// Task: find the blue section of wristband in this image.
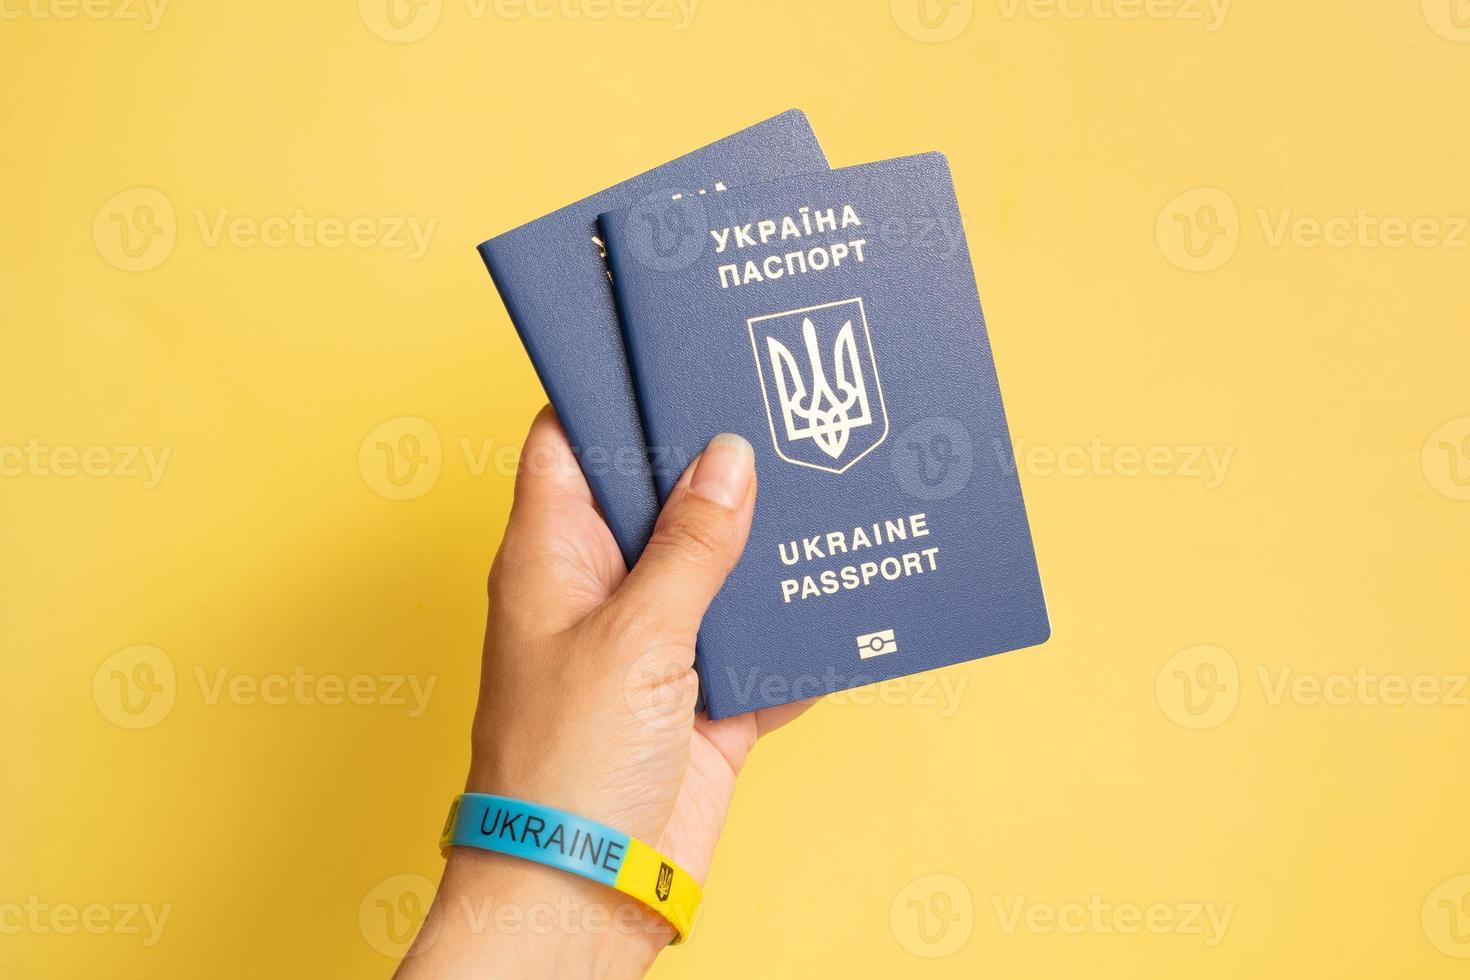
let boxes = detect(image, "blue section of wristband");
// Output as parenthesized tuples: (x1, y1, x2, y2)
(446, 793, 630, 888)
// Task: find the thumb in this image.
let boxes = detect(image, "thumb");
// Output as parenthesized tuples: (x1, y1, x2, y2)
(603, 433, 757, 643)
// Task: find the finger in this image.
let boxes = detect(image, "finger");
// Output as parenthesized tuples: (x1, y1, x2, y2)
(498, 405, 596, 565)
(690, 696, 816, 783)
(753, 697, 816, 737)
(491, 405, 623, 627)
(601, 433, 756, 643)
(509, 405, 594, 519)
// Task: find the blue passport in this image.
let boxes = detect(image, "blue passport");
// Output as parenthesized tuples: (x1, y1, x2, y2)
(478, 111, 829, 565)
(600, 153, 1050, 718)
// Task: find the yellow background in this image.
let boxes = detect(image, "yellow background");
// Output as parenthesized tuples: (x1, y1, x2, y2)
(4, 0, 1469, 976)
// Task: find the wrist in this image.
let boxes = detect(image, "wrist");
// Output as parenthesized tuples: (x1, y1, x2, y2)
(397, 846, 673, 980)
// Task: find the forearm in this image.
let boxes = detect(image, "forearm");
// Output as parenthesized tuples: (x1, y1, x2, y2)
(396, 422, 765, 978)
(394, 849, 673, 980)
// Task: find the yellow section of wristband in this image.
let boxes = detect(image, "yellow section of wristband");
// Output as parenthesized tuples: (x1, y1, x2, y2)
(613, 836, 702, 944)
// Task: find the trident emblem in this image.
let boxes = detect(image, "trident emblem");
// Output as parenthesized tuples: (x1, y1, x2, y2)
(749, 298, 888, 474)
(767, 317, 871, 459)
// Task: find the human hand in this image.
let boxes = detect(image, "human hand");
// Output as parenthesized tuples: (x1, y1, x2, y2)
(396, 407, 810, 979)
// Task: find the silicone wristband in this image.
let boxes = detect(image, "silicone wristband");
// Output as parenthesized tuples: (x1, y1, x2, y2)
(440, 793, 702, 944)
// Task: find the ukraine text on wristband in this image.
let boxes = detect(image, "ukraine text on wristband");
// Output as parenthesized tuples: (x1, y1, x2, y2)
(440, 793, 702, 944)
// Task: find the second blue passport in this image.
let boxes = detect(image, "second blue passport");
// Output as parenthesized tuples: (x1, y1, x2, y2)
(478, 111, 828, 565)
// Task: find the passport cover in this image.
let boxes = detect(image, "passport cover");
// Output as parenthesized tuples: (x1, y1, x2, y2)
(600, 153, 1050, 718)
(478, 111, 829, 566)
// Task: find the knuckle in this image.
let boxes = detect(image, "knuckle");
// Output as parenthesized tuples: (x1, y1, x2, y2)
(647, 510, 731, 568)
(594, 598, 659, 648)
(486, 541, 526, 600)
